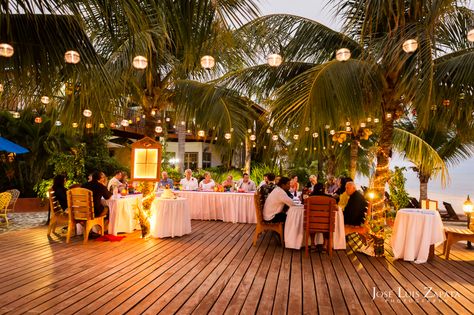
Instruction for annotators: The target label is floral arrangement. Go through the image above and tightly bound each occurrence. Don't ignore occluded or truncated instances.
[135,181,155,238]
[214,184,225,192]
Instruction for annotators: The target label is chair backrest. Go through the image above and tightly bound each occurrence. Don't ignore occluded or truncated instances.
[421,199,438,210]
[5,189,20,211]
[48,188,63,214]
[67,188,95,221]
[0,192,13,211]
[304,195,336,233]
[254,192,264,224]
[409,197,421,208]
[442,202,460,220]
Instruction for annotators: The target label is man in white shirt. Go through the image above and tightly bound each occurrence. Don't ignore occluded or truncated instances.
[107,170,123,192]
[236,173,257,192]
[179,169,199,190]
[263,177,294,223]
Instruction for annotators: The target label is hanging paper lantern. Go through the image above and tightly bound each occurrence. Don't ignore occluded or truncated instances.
[224,133,231,140]
[367,117,372,122]
[346,127,351,132]
[64,50,80,64]
[110,122,116,128]
[250,134,256,141]
[198,130,205,137]
[34,117,42,124]
[304,126,310,132]
[165,117,171,122]
[267,54,283,67]
[360,122,366,128]
[132,55,147,69]
[40,96,50,104]
[324,124,330,129]
[272,135,278,141]
[374,118,380,123]
[247,129,252,133]
[402,39,418,53]
[442,99,450,106]
[329,129,336,135]
[312,133,318,138]
[385,113,393,119]
[83,109,92,117]
[121,119,129,127]
[86,123,92,129]
[151,109,156,116]
[345,121,351,126]
[72,122,78,128]
[335,48,351,61]
[0,43,14,57]
[99,123,105,128]
[200,55,215,69]
[266,128,271,133]
[12,112,20,119]
[293,134,299,140]
[155,126,163,133]
[55,120,62,126]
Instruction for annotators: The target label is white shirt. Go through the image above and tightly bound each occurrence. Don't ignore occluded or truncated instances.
[107,177,122,192]
[263,186,294,221]
[199,179,216,191]
[258,180,267,189]
[179,177,199,190]
[236,179,257,192]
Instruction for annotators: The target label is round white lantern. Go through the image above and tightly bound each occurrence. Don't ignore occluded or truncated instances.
[86,123,92,129]
[12,112,20,119]
[55,120,62,126]
[346,121,351,126]
[224,133,231,140]
[312,133,318,138]
[121,119,129,127]
[250,134,256,141]
[132,55,147,69]
[335,48,351,61]
[272,135,278,141]
[99,123,105,128]
[165,117,171,122]
[374,118,380,123]
[40,96,50,104]
[330,129,335,135]
[0,43,14,57]
[72,122,78,128]
[64,50,80,64]
[267,54,283,67]
[34,117,42,124]
[304,126,310,132]
[402,39,418,53]
[83,109,92,117]
[346,126,351,132]
[468,29,474,42]
[200,55,215,69]
[360,122,366,128]
[155,126,163,133]
[198,130,205,137]
[293,134,299,140]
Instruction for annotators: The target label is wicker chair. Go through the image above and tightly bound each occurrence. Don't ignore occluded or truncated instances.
[5,189,20,212]
[66,188,105,244]
[0,192,13,226]
[47,188,69,236]
[304,196,337,257]
[253,192,284,246]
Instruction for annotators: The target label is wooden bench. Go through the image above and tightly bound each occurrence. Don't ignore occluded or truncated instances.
[443,227,474,259]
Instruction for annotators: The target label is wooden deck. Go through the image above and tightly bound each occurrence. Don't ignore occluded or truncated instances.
[0,221,472,314]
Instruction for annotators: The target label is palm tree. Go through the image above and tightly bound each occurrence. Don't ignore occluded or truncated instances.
[223,2,474,217]
[394,112,474,201]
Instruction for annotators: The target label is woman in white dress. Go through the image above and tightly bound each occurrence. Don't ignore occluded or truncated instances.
[199,172,216,191]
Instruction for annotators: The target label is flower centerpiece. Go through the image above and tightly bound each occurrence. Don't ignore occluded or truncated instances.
[135,181,155,239]
[214,184,225,192]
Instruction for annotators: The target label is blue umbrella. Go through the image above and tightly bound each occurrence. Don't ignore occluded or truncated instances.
[0,137,29,154]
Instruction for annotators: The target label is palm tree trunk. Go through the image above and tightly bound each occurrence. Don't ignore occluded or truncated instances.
[143,109,156,137]
[373,116,395,216]
[350,139,358,179]
[327,153,336,178]
[177,123,186,173]
[419,173,430,201]
[244,136,251,174]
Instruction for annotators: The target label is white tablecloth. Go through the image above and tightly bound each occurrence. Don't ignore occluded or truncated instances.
[176,191,256,223]
[391,208,445,264]
[103,194,142,236]
[150,197,191,238]
[285,205,346,250]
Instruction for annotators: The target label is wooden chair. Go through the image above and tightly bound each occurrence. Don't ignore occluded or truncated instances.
[253,192,284,246]
[442,202,461,221]
[443,227,474,259]
[66,188,105,244]
[0,192,13,226]
[304,196,337,257]
[47,188,69,236]
[5,189,20,212]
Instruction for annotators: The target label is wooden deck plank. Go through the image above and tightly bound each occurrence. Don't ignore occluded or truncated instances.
[0,222,473,315]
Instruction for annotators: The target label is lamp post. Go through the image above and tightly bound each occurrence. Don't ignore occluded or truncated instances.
[463,195,473,249]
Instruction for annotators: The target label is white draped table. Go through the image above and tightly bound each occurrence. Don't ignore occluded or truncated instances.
[391,208,445,264]
[284,205,346,250]
[150,197,191,238]
[176,191,256,223]
[103,194,142,236]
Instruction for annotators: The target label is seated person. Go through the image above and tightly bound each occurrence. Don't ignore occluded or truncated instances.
[179,169,199,190]
[289,175,299,197]
[258,173,269,189]
[263,177,294,223]
[107,170,123,193]
[82,171,113,218]
[158,171,174,189]
[258,173,276,206]
[221,175,235,191]
[235,173,257,192]
[199,171,216,191]
[310,182,335,199]
[52,174,68,212]
[326,176,338,195]
[343,182,368,226]
[305,175,318,193]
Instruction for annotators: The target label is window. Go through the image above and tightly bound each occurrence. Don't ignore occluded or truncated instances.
[184,152,198,170]
[202,152,211,169]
